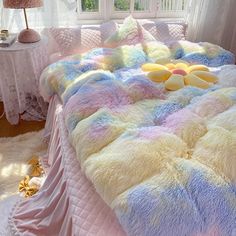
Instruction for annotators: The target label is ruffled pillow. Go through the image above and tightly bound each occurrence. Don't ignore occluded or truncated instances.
[50,21,118,56]
[104,15,155,47]
[139,20,187,42]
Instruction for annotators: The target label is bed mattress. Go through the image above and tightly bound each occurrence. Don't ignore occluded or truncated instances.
[8,95,125,236]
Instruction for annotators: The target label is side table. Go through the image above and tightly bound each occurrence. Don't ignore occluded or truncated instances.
[0,36,49,125]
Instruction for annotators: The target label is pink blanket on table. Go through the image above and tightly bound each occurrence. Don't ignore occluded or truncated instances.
[8,96,125,236]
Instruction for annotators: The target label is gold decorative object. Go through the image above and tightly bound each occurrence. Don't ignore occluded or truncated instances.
[0,33,7,40]
[18,155,45,198]
[19,175,30,193]
[1,30,9,37]
[18,175,39,198]
[28,156,44,177]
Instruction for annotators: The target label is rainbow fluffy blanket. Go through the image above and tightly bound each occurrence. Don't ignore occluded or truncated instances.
[40,41,236,236]
[40,41,234,101]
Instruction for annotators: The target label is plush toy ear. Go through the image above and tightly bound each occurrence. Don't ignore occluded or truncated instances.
[191,71,218,83]
[187,65,209,73]
[141,63,168,72]
[148,70,172,82]
[165,74,185,91]
[184,74,211,89]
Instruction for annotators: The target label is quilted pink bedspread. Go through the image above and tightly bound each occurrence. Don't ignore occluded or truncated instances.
[8,96,125,236]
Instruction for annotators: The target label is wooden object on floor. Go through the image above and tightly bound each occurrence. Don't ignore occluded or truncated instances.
[0,102,45,137]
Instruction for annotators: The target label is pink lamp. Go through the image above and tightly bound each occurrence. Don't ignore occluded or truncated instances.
[3,0,43,43]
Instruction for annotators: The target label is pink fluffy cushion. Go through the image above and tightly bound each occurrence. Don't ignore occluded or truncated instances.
[104,15,156,48]
[50,21,118,56]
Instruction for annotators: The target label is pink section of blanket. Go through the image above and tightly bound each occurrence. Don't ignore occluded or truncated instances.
[9,96,125,236]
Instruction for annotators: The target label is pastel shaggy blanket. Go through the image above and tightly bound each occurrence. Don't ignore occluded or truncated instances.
[40,40,234,101]
[40,41,236,236]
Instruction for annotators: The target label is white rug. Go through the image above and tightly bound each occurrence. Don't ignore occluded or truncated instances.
[0,130,47,200]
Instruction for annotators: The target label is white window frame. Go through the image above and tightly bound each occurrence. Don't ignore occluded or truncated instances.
[108,0,158,19]
[76,0,188,21]
[77,0,105,20]
[158,0,188,18]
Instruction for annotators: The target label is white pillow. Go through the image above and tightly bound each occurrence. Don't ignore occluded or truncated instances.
[49,21,118,56]
[104,15,156,48]
[139,20,187,42]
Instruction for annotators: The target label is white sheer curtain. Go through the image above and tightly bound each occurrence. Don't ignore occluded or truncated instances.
[0,0,78,32]
[186,0,236,55]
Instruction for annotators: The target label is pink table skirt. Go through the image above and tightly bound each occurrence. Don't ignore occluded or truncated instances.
[8,96,125,236]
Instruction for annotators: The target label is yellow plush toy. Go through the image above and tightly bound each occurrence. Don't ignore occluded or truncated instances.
[142,60,218,91]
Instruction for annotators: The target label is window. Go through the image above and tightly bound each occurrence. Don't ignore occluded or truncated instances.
[77,0,188,20]
[77,0,102,20]
[110,0,157,19]
[134,0,150,11]
[114,0,130,11]
[158,0,188,17]
[113,0,151,11]
[81,0,99,12]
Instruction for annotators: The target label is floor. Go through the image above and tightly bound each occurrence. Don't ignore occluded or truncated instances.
[0,102,45,137]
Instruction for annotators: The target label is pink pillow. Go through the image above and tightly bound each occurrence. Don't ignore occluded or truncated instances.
[50,21,118,56]
[168,22,187,40]
[104,15,155,48]
[140,20,187,42]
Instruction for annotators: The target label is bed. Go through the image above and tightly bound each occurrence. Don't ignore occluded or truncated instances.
[6,17,236,236]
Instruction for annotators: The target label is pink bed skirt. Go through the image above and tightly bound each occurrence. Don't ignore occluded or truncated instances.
[8,96,125,236]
